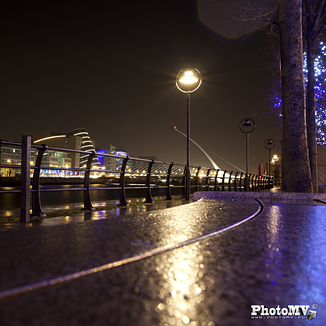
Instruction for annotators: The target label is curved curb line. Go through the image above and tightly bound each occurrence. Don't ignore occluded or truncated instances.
[0,199,264,301]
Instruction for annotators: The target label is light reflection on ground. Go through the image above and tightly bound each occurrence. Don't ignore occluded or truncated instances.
[0,199,326,325]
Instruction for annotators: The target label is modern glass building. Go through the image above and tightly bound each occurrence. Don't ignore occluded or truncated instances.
[65,128,100,168]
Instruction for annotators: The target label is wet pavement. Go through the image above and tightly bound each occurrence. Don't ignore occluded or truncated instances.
[0,197,189,230]
[0,193,325,325]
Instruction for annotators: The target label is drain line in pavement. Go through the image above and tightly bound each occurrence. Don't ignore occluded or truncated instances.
[0,199,264,301]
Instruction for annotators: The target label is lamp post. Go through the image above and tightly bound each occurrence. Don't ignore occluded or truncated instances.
[239,118,255,192]
[271,154,280,186]
[176,67,202,200]
[264,139,276,186]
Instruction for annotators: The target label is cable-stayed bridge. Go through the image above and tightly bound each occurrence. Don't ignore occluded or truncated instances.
[173,127,244,173]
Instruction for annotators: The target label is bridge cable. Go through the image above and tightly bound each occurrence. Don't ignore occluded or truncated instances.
[174,126,245,172]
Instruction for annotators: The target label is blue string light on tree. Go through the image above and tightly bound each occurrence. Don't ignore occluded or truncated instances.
[305,41,326,145]
[270,41,326,145]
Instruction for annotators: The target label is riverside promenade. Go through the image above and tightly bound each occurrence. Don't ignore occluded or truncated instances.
[0,191,325,326]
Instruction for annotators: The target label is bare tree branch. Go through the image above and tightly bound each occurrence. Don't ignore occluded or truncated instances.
[312,0,326,38]
[212,2,277,24]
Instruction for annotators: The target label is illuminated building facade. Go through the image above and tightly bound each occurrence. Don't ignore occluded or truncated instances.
[97,145,117,171]
[0,146,22,166]
[30,128,100,170]
[0,145,22,177]
[115,150,129,171]
[66,128,100,168]
[1,128,131,178]
[0,144,38,177]
[97,148,132,173]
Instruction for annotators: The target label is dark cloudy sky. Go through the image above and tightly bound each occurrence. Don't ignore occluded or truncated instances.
[0,0,282,173]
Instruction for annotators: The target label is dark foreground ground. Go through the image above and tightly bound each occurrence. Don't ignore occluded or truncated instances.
[0,192,325,326]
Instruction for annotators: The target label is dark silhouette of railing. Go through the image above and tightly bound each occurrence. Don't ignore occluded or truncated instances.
[0,136,273,222]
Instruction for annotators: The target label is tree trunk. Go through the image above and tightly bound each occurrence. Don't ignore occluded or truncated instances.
[305,0,318,192]
[279,0,313,192]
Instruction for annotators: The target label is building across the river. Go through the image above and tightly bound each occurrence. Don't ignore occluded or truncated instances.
[1,128,102,177]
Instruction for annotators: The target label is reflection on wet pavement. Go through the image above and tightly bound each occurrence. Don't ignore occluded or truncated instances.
[0,197,189,229]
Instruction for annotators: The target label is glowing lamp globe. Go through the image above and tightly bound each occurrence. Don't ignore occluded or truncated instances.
[176,67,202,93]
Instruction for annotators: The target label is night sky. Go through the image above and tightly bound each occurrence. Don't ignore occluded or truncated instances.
[0,0,282,173]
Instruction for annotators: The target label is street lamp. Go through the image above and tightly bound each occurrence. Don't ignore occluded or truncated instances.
[264,139,276,189]
[239,118,255,192]
[176,67,202,200]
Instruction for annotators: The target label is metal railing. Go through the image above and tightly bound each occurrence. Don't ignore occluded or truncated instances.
[0,136,273,222]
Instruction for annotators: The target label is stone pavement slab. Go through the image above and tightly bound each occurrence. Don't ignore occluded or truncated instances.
[0,195,325,325]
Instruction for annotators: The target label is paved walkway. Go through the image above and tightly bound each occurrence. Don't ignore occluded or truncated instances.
[0,192,325,325]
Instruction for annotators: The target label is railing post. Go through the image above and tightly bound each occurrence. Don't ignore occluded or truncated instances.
[20,135,31,223]
[32,145,47,216]
[195,166,201,192]
[119,156,129,206]
[258,175,261,192]
[234,171,239,192]
[165,162,173,201]
[240,172,244,192]
[228,171,233,191]
[222,170,227,191]
[268,174,271,189]
[205,168,210,191]
[182,166,187,198]
[83,152,95,210]
[244,172,248,191]
[145,160,154,203]
[248,173,253,191]
[214,169,219,191]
